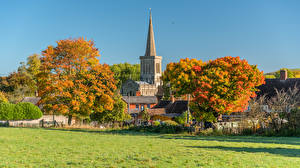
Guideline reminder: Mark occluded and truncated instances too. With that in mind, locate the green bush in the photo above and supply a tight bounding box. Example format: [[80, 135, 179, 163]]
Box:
[[0, 102, 42, 121], [163, 120, 178, 126], [197, 128, 224, 136], [153, 120, 160, 126], [16, 102, 42, 120], [174, 111, 193, 125], [0, 103, 14, 120], [129, 125, 191, 134], [151, 115, 171, 121], [241, 128, 255, 136]]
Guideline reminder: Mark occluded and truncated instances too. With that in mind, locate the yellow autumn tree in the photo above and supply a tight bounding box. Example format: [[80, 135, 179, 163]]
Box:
[[38, 38, 117, 125]]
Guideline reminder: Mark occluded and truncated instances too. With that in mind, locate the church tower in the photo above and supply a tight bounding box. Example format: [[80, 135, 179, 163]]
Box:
[[140, 10, 162, 86]]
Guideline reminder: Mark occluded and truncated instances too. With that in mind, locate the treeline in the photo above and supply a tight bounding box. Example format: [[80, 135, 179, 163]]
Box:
[[0, 38, 139, 124], [264, 68, 300, 79]]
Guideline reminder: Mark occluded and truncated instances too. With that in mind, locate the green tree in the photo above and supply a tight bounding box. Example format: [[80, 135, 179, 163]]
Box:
[[110, 63, 140, 89], [26, 54, 41, 94], [174, 111, 193, 124], [90, 94, 131, 124]]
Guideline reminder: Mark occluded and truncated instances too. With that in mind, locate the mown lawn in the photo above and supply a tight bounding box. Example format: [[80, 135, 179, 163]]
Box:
[[0, 128, 300, 167]]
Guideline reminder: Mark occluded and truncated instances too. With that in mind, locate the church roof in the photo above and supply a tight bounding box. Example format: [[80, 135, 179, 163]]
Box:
[[135, 81, 150, 85], [144, 10, 156, 56], [122, 96, 158, 104]]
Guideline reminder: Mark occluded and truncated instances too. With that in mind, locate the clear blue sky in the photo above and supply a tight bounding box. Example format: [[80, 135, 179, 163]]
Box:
[[1, 0, 300, 75]]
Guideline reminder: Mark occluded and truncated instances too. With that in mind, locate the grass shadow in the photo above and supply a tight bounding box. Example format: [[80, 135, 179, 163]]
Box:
[[159, 135, 300, 146], [42, 127, 159, 136], [186, 145, 300, 157]]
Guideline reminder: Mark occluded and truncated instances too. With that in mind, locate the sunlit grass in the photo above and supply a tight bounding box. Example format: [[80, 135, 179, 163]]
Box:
[[0, 127, 300, 167]]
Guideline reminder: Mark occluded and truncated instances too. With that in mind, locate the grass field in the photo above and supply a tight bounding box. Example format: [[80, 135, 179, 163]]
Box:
[[0, 128, 300, 167]]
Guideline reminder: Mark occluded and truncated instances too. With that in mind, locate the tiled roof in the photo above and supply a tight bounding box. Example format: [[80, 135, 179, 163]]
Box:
[[21, 97, 41, 105], [257, 78, 300, 98], [152, 100, 171, 108], [166, 100, 188, 114]]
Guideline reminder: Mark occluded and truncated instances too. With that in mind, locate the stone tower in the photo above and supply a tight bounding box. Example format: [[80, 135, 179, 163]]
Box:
[[140, 10, 162, 86]]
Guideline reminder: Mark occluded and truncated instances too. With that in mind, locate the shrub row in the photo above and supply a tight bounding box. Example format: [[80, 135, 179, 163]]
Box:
[[129, 125, 192, 134], [0, 102, 43, 121]]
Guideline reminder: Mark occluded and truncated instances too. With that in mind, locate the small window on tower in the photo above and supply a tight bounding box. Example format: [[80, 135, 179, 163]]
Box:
[[156, 63, 160, 73]]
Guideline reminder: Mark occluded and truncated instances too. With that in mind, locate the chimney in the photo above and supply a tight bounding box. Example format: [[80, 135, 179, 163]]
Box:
[[280, 70, 287, 80]]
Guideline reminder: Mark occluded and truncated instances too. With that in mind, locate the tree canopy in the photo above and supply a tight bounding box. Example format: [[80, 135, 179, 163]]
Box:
[[163, 56, 265, 121], [110, 63, 140, 89], [0, 54, 41, 103], [90, 93, 131, 124], [38, 38, 117, 124]]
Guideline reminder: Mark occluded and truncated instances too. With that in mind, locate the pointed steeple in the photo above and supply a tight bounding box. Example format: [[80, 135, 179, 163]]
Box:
[[145, 9, 156, 56]]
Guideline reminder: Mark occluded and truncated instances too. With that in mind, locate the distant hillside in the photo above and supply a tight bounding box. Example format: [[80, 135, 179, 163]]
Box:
[[264, 68, 300, 78]]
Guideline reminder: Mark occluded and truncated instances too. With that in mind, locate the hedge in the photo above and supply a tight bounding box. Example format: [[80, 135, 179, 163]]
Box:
[[0, 102, 43, 121]]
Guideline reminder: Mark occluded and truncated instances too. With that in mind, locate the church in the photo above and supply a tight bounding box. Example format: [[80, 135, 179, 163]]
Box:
[[121, 11, 163, 97]]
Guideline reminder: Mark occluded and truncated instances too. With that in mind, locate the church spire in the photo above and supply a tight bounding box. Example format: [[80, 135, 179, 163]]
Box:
[[145, 9, 156, 56]]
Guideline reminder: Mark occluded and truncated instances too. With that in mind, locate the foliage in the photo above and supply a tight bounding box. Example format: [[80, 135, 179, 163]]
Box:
[[152, 120, 160, 126], [162, 120, 178, 126], [151, 115, 171, 121], [163, 56, 265, 121], [196, 128, 224, 136], [129, 125, 190, 134], [0, 103, 14, 120], [266, 86, 300, 132], [38, 38, 117, 123], [0, 102, 42, 120], [139, 108, 150, 121], [16, 102, 43, 120], [192, 56, 265, 117], [190, 103, 216, 122], [0, 54, 41, 103], [162, 58, 204, 96], [26, 54, 41, 93], [110, 63, 140, 89], [174, 111, 193, 124], [0, 92, 8, 103], [238, 85, 300, 136], [241, 95, 267, 130], [90, 94, 131, 123], [264, 74, 275, 79]]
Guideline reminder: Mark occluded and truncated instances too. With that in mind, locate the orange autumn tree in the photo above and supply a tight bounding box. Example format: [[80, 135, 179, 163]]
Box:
[[162, 58, 205, 96], [38, 38, 116, 125], [163, 56, 265, 122]]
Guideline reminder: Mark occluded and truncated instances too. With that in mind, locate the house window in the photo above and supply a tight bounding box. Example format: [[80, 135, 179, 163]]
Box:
[[136, 104, 139, 109], [147, 104, 150, 108], [141, 105, 144, 110]]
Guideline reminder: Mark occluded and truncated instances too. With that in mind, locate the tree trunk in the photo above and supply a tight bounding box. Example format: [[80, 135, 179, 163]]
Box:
[[68, 115, 72, 126]]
